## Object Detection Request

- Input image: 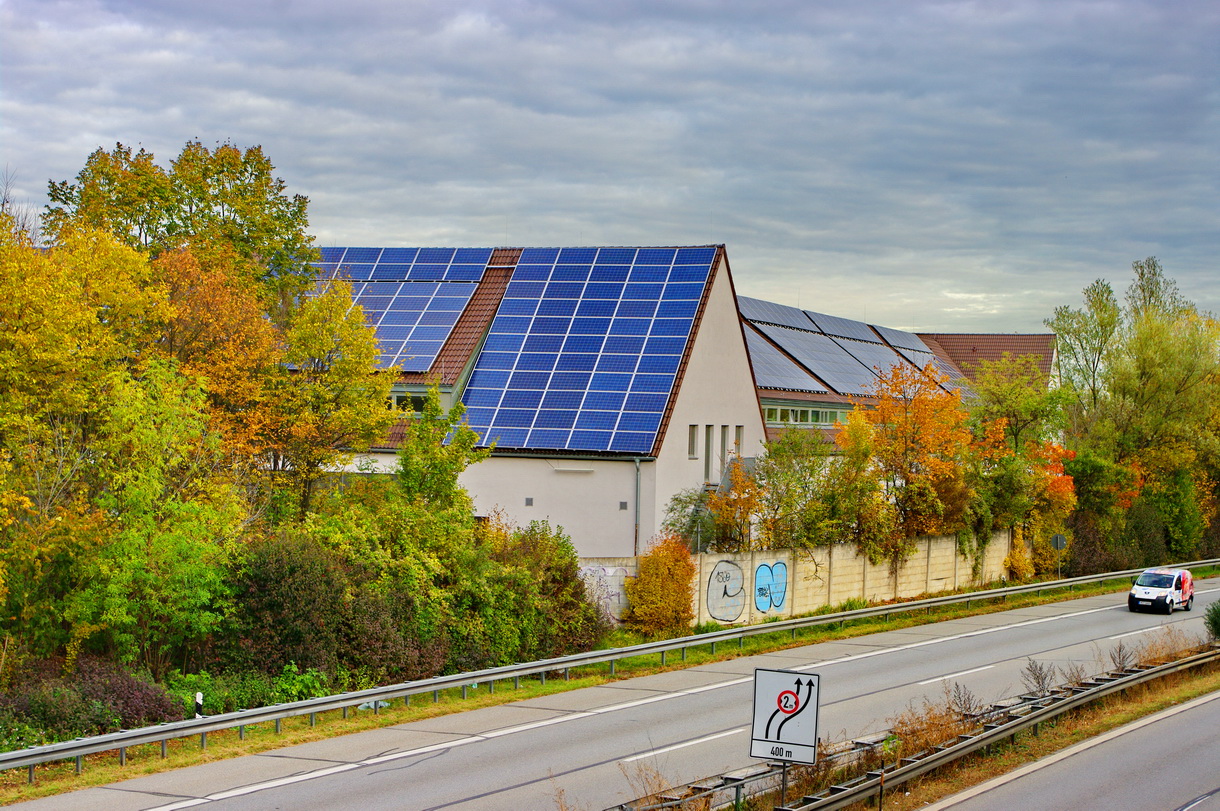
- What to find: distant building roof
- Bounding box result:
[917,333,1056,380]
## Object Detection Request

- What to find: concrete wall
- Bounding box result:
[583,530,1012,625]
[692,532,1012,625]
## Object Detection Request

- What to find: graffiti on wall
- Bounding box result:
[580,566,631,621]
[706,560,746,622]
[754,561,788,613]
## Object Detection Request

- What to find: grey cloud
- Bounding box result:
[2,0,1216,332]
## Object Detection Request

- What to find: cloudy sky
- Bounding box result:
[2,0,1216,333]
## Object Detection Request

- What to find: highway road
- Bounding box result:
[928,689,1220,811]
[18,577,1220,811]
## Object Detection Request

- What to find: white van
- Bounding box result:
[1127,567,1194,614]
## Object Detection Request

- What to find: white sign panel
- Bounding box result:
[750,668,819,764]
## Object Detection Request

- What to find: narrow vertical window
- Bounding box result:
[720,424,729,474]
[688,424,698,459]
[735,425,743,455]
[704,425,714,482]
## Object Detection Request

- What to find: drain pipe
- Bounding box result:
[634,458,641,555]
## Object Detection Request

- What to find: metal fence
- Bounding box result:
[4,557,1218,783]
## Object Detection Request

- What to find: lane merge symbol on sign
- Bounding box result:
[750,668,819,764]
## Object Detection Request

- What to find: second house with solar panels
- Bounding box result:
[313,245,1053,559]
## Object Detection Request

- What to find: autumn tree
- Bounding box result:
[264,279,396,518]
[1050,258,1220,570]
[44,140,316,305]
[858,364,974,544]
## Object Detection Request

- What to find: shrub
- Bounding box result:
[1205,600,1220,643]
[166,669,277,715]
[221,533,348,676]
[71,656,182,729]
[1003,541,1034,581]
[623,534,696,637]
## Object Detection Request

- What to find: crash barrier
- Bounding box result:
[4,557,1219,784]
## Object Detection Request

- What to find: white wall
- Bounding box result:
[648,254,766,548]
[459,456,653,557]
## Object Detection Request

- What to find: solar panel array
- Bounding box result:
[460,246,718,453]
[745,328,829,393]
[314,247,491,371]
[752,322,883,396]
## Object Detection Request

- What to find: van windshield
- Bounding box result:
[1135,573,1175,589]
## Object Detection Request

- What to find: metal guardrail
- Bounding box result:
[615,645,1220,810]
[4,557,1218,781]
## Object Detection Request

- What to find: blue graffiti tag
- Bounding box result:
[754,561,788,612]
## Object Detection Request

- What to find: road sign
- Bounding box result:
[1051,534,1067,550]
[750,668,819,764]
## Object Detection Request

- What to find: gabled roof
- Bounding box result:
[316,245,725,457]
[917,333,1056,380]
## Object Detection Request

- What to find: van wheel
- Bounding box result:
[1164,600,1174,615]
[1186,596,1194,612]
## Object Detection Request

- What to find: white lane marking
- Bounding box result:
[620,728,747,763]
[1109,626,1159,640]
[143,590,1218,810]
[920,689,1220,810]
[918,665,994,686]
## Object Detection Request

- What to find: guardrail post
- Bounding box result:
[610,660,616,676]
[75,755,82,774]
[711,641,717,655]
[161,739,167,758]
[540,671,547,686]
[462,685,468,699]
[120,747,126,765]
[661,650,667,666]
[200,732,207,750]
[309,712,316,727]
[435,689,441,702]
[239,724,245,739]
[275,719,282,733]
[342,707,349,719]
[27,764,33,784]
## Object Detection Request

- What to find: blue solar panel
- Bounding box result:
[462,247,718,452]
[311,248,492,371]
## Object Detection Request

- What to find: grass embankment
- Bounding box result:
[2,569,1216,806]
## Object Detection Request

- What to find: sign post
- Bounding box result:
[1051,533,1067,580]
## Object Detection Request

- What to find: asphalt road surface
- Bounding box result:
[927,689,1220,811]
[18,578,1220,811]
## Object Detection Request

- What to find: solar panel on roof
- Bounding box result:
[310,249,491,372]
[871,323,933,354]
[738,296,817,331]
[828,336,915,379]
[461,248,717,453]
[745,329,829,393]
[754,323,880,396]
[804,310,879,344]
